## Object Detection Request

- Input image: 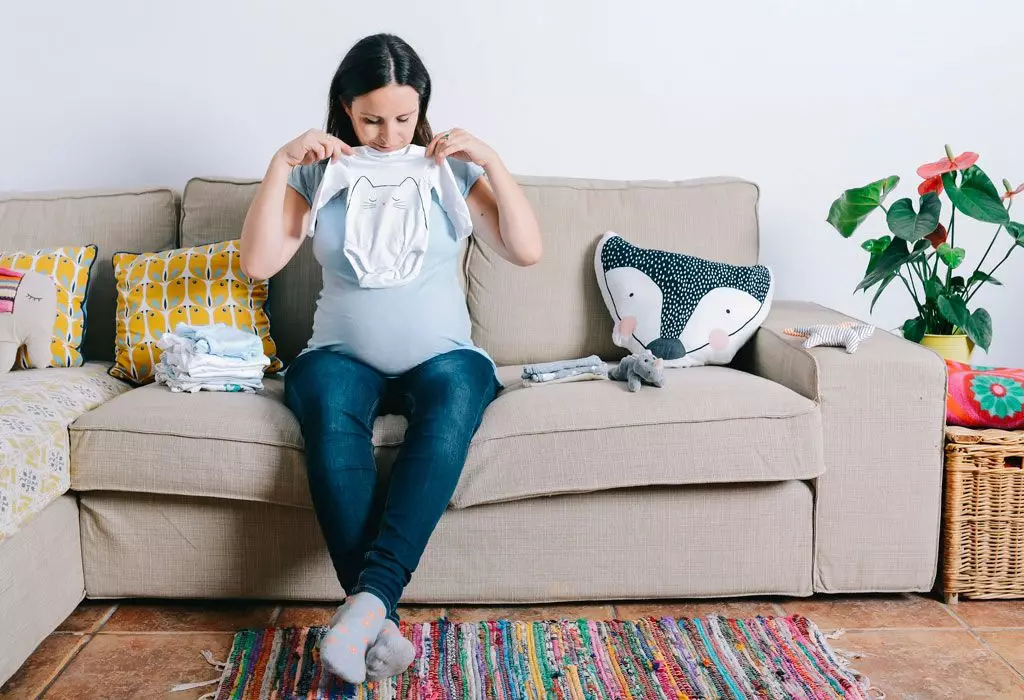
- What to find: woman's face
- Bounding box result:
[345,84,420,152]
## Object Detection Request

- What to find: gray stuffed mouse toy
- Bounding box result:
[609,349,665,392]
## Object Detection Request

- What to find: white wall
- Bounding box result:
[3,0,1023,364]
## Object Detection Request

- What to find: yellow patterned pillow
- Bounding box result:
[0,245,98,369]
[110,239,281,384]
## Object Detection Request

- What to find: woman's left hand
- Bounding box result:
[426,128,498,169]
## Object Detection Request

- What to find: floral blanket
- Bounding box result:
[0,364,129,541]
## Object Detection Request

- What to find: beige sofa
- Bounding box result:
[0,175,947,683]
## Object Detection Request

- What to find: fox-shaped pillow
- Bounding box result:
[594,231,774,368]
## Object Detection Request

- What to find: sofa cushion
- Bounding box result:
[0,188,180,362]
[458,364,822,507]
[466,176,761,366]
[0,245,97,369]
[70,365,821,510]
[74,379,304,507]
[180,177,320,367]
[109,240,282,384]
[592,231,774,367]
[1,363,130,541]
[70,378,407,508]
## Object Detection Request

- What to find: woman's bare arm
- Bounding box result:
[240,129,351,280]
[425,127,542,267]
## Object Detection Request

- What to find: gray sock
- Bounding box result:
[319,592,386,684]
[366,618,416,681]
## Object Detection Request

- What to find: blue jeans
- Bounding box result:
[284,348,500,622]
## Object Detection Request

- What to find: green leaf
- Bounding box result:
[1008,221,1024,246]
[870,274,896,312]
[856,238,915,291]
[903,317,926,343]
[861,236,891,254]
[924,275,944,300]
[966,308,993,351]
[862,236,892,274]
[886,193,942,242]
[938,295,970,329]
[936,243,966,270]
[968,271,1002,286]
[942,166,1010,224]
[827,176,901,237]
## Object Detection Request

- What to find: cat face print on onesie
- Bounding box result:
[307,145,474,289]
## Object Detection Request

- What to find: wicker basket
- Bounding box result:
[943,426,1024,603]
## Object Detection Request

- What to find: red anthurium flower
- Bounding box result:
[925,223,948,249]
[1003,181,1024,201]
[918,176,944,196]
[916,147,979,196]
[916,150,979,179]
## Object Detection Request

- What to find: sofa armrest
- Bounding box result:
[734,300,947,593]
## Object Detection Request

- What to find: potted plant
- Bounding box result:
[826,145,1023,362]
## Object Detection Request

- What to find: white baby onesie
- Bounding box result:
[306,144,475,289]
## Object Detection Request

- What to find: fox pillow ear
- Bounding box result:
[593,231,774,368]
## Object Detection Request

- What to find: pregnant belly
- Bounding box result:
[308,282,473,376]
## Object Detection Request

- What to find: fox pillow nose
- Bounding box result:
[648,337,685,360]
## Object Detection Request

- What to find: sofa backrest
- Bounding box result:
[180,177,323,366]
[466,176,761,365]
[2,174,760,369]
[0,188,179,362]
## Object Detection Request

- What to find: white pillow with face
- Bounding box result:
[594,231,774,368]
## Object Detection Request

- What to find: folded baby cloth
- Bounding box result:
[156,323,270,394]
[521,355,609,387]
[155,362,265,394]
[173,322,264,360]
[158,335,267,375]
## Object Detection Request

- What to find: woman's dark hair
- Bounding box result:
[326,34,433,147]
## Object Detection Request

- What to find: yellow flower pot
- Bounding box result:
[920,334,975,363]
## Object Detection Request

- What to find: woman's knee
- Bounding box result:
[414,350,496,395]
[285,351,383,434]
[408,351,498,428]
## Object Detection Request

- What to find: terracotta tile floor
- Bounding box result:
[4,595,1024,698]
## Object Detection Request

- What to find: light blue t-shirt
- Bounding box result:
[287,156,496,378]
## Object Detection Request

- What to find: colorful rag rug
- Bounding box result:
[202,615,872,699]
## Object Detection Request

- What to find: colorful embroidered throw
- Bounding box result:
[946,359,1024,429]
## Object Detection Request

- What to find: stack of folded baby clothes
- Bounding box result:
[521,355,609,387]
[155,322,270,393]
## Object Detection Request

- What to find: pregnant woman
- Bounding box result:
[240,33,541,684]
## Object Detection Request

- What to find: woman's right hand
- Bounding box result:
[275,129,353,167]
